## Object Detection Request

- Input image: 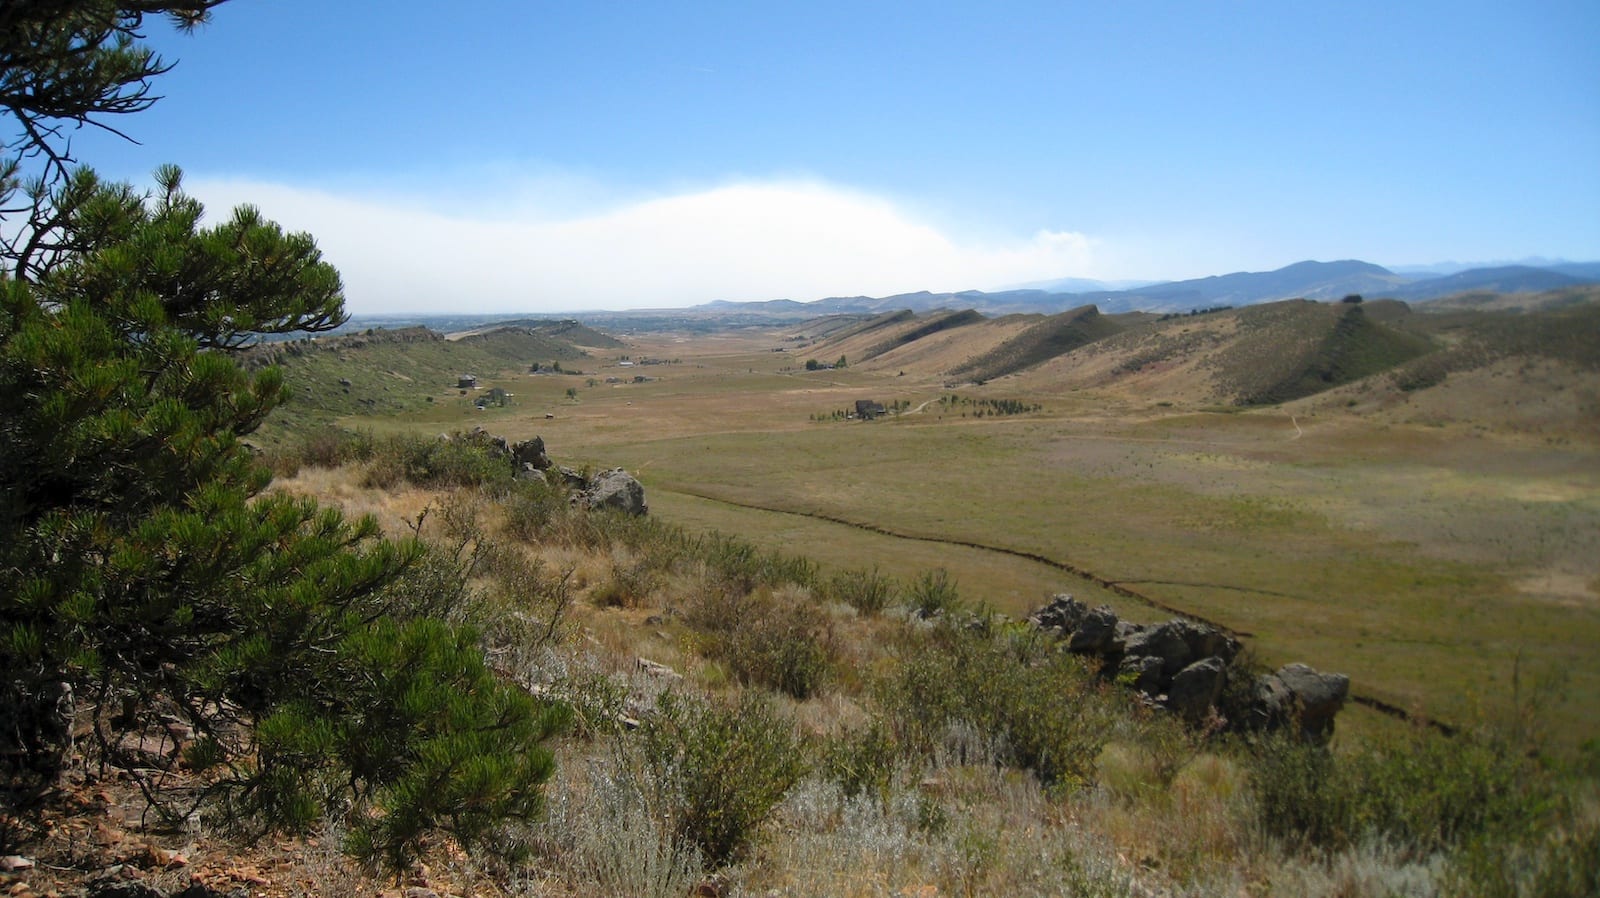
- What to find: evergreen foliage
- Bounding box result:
[1,6,567,871]
[1,1,230,279]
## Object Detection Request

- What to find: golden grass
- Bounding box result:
[310,321,1600,750]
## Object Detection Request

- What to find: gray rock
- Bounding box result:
[1166,656,1227,721]
[556,465,588,489]
[1119,654,1166,695]
[1124,621,1193,675]
[1276,663,1350,741]
[584,468,648,515]
[637,657,683,680]
[1246,672,1294,730]
[511,436,551,470]
[516,463,547,484]
[1027,594,1087,633]
[1178,621,1240,663]
[1067,606,1119,654]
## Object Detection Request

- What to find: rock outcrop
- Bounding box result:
[583,468,648,516]
[1027,594,1348,740]
[510,435,551,471]
[1269,663,1351,741]
[434,429,648,516]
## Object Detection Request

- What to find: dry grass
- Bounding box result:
[293,317,1600,750]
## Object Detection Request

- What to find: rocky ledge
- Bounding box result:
[1028,594,1348,741]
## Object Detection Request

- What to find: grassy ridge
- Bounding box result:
[860,308,986,361]
[1243,304,1436,405]
[950,304,1125,382]
[817,308,914,342]
[249,324,600,443]
[1387,301,1600,392]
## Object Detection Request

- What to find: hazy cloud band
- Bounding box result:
[186,176,1099,314]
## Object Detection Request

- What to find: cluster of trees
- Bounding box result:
[1156,305,1234,322]
[936,393,1042,417]
[1,1,564,871]
[809,398,911,422]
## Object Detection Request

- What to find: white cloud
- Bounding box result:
[185,175,1101,314]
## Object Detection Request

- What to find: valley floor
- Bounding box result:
[313,326,1600,752]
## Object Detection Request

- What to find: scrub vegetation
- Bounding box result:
[4,5,1597,896]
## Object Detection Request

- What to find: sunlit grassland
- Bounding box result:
[328,329,1600,750]
[647,489,1143,619]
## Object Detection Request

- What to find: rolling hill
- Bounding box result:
[693,259,1600,319]
[241,320,609,441]
[798,290,1600,409]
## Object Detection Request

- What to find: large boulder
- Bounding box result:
[1179,622,1240,664]
[1275,663,1350,741]
[1118,654,1166,695]
[583,468,648,516]
[1166,656,1227,722]
[1067,606,1120,654]
[1123,621,1193,676]
[1245,672,1294,731]
[1028,594,1088,634]
[511,436,551,470]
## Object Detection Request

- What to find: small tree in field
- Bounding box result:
[1,3,568,871]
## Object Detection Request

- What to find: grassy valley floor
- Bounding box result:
[300,326,1600,752]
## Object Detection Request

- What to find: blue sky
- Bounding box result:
[74,0,1600,313]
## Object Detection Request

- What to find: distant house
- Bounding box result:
[855,399,887,420]
[457,374,478,389]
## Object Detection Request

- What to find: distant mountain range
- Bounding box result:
[696,259,1600,318]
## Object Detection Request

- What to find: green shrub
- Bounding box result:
[1246,725,1557,854]
[591,555,659,609]
[259,618,573,872]
[822,722,899,805]
[637,691,808,866]
[1245,735,1357,849]
[876,622,1123,787]
[725,600,834,700]
[362,432,514,491]
[687,588,836,700]
[264,427,377,476]
[908,568,962,618]
[830,565,897,615]
[692,531,821,595]
[503,477,574,542]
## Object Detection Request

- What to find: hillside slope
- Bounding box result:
[949,304,1126,382]
[1002,300,1436,405]
[244,322,612,441]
